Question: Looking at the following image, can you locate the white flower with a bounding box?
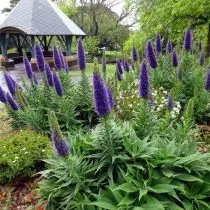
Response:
[163,91,167,95]
[15,157,19,160]
[24,151,28,154]
[12,160,16,163]
[157,107,161,111]
[42,149,46,152]
[22,147,26,151]
[171,114,176,119]
[3,154,6,157]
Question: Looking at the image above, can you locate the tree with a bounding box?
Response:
[128,0,210,56]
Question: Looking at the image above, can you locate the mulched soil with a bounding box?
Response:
[0,176,46,210]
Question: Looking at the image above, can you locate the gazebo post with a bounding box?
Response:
[30,35,35,57]
[0,33,10,59]
[64,35,72,55]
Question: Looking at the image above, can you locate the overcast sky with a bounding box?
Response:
[0,0,124,22]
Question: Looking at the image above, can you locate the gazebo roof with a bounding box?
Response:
[0,0,86,36]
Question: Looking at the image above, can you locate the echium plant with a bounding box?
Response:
[4,72,16,95]
[155,34,162,53]
[48,111,70,157]
[172,50,178,67]
[77,39,86,71]
[44,63,54,87]
[53,45,62,69]
[116,60,123,75]
[92,72,111,117]
[139,59,150,99]
[166,42,173,53]
[183,29,192,51]
[35,44,45,70]
[23,57,33,79]
[146,40,157,69]
[52,71,64,96]
[0,86,7,103]
[132,47,138,62]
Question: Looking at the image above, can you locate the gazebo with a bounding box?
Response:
[0,0,85,68]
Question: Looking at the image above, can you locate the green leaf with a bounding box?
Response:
[91,201,116,210]
[148,184,178,193]
[114,183,139,192]
[139,189,148,201]
[118,195,136,206]
[175,174,204,182]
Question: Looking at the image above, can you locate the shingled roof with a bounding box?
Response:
[0,0,86,36]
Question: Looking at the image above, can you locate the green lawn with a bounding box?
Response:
[69,63,116,77]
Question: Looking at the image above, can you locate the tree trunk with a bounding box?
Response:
[206,23,210,57]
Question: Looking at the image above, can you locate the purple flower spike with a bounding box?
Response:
[64,63,70,73]
[116,60,123,74]
[35,44,45,70]
[6,93,19,111]
[166,94,173,110]
[124,60,130,72]
[93,72,110,117]
[199,54,204,66]
[53,72,64,96]
[116,66,122,81]
[155,34,162,53]
[184,29,192,51]
[53,46,62,69]
[4,73,16,95]
[139,60,150,99]
[23,57,33,79]
[44,63,54,87]
[166,42,173,53]
[205,70,210,91]
[172,50,178,67]
[77,39,86,71]
[132,47,138,62]
[33,73,38,85]
[198,41,202,52]
[51,132,70,157]
[146,40,157,69]
[0,86,7,103]
[60,52,66,69]
[108,88,114,109]
[177,68,182,80]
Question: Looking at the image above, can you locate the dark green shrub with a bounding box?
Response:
[0,129,52,184]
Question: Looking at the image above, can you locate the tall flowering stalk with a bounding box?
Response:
[139,60,150,99]
[64,63,70,73]
[198,41,202,52]
[35,44,45,70]
[60,52,66,69]
[4,73,16,95]
[77,39,86,71]
[53,46,62,69]
[23,57,33,79]
[33,73,38,85]
[199,53,204,66]
[44,63,54,87]
[166,94,173,110]
[177,68,182,80]
[0,86,7,103]
[52,72,64,96]
[116,60,123,74]
[166,42,173,53]
[124,60,130,72]
[146,40,157,69]
[48,111,70,157]
[116,65,122,81]
[183,29,192,51]
[93,72,110,117]
[6,93,19,111]
[107,88,114,109]
[205,69,210,91]
[155,34,162,53]
[132,47,138,62]
[172,50,178,67]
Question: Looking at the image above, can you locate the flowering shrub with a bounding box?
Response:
[0,130,52,183]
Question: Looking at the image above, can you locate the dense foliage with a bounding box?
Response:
[0,130,52,184]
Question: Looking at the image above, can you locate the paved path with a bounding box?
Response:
[0,63,81,91]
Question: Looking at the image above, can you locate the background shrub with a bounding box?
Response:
[0,129,52,184]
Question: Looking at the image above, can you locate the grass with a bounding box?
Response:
[69,63,116,78]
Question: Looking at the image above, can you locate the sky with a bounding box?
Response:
[0,0,135,27]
